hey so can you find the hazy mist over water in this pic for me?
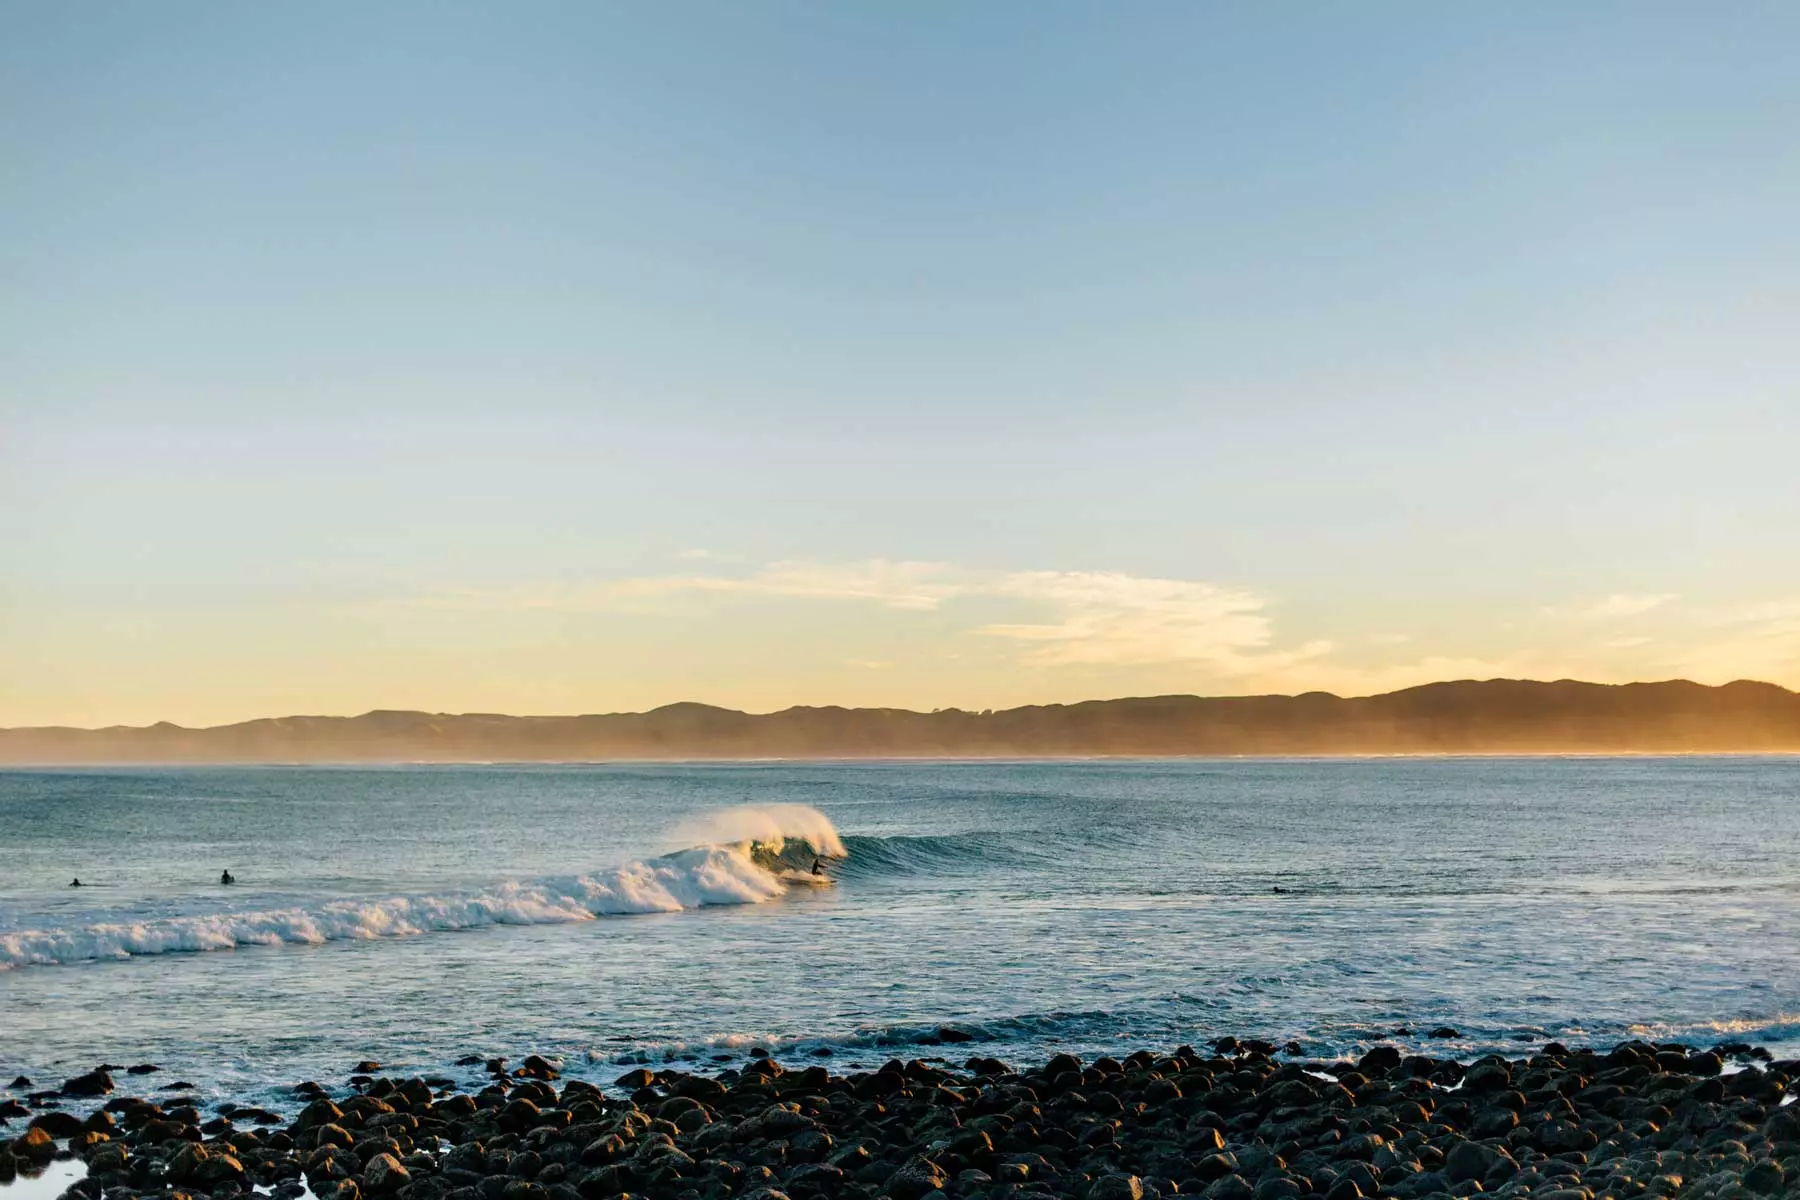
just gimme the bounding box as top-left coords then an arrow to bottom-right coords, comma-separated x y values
3,757 -> 1797,1108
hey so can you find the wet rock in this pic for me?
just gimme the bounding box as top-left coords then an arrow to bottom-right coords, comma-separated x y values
11,1126 -> 55,1162
1443,1139 -> 1500,1184
126,1064 -> 160,1075
1089,1173 -> 1145,1200
21,1109 -> 80,1141
1357,1047 -> 1402,1075
883,1155 -> 948,1199
1204,1175 -> 1254,1200
1461,1062 -> 1511,1094
363,1150 -> 411,1194
61,1070 -> 114,1098
1743,1159 -> 1784,1194
516,1055 -> 561,1081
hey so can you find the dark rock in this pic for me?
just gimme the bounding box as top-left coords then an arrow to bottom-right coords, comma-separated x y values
883,1155 -> 948,1199
1088,1174 -> 1144,1200
1442,1140 -> 1498,1184
61,1070 -> 114,1097
11,1126 -> 55,1161
1204,1175 -> 1254,1200
1461,1062 -> 1511,1093
1428,1027 -> 1461,1039
517,1055 -> 561,1080
29,1110 -> 85,1138
363,1150 -> 411,1194
1357,1047 -> 1402,1075
1743,1159 -> 1784,1194
6,1077 -> 29,1090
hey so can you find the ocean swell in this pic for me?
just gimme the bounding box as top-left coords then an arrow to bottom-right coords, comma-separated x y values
0,804 -> 842,972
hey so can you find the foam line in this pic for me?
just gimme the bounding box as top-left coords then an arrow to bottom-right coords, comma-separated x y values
0,805 -> 842,972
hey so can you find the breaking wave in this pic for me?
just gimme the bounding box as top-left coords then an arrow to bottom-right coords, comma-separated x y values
0,805 -> 844,973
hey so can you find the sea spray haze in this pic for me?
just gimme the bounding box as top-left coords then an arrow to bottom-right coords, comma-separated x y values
3,757 -> 1799,1113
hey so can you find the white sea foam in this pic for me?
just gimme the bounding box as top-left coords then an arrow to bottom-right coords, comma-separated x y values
0,805 -> 842,972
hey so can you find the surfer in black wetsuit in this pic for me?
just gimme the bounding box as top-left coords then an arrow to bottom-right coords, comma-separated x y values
70,877 -> 82,888
220,869 -> 235,886
812,857 -> 823,876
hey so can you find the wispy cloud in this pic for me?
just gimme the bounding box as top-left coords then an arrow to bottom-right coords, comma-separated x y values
976,571 -> 1331,671
420,559 -> 959,613
402,562 -> 1796,694
1551,593 -> 1678,620
412,560 -> 1321,671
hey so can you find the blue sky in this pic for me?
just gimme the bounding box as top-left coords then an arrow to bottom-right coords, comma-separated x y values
4,2 -> 1798,725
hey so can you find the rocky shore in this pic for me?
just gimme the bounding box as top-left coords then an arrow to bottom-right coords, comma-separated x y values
3,1039 -> 1797,1200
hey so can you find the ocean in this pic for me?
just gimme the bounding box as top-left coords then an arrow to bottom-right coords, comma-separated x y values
2,757 -> 1798,1112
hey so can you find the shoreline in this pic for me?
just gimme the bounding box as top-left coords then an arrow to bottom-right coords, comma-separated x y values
4,1040 -> 1796,1200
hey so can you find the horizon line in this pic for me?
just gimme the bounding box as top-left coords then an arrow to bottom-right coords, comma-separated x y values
5,675 -> 1789,734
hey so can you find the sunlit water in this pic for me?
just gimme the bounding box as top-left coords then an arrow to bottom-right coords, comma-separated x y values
2,757 -> 1798,1116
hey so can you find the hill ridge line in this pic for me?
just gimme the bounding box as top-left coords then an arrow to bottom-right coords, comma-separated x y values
5,678 -> 1800,763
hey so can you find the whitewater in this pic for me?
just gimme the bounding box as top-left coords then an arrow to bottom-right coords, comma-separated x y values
1,803 -> 845,971
3,757 -> 1799,1111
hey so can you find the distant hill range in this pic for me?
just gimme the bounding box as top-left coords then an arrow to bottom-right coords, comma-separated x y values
5,679 -> 1800,764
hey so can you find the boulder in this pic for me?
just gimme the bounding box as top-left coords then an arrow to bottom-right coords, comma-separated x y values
166,1140 -> 211,1182
1462,1062 -> 1512,1094
1443,1139 -> 1498,1184
1088,1174 -> 1144,1200
362,1150 -> 411,1195
293,1098 -> 346,1131
28,1110 -> 85,1138
1743,1160 -> 1785,1195
883,1155 -> 948,1199
1357,1047 -> 1402,1075
11,1126 -> 55,1162
1204,1176 -> 1255,1200
60,1070 -> 114,1098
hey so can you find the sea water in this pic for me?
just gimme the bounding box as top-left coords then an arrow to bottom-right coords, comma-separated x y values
2,757 -> 1798,1113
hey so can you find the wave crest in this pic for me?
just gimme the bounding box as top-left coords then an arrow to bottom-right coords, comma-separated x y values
0,804 -> 842,972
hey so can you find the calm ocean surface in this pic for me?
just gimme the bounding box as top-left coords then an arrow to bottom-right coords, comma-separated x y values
2,758 -> 1798,1110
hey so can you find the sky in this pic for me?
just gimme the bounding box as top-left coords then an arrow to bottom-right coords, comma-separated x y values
3,2 -> 1799,728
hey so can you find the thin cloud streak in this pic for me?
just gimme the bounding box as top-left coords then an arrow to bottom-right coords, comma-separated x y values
403,567 -> 1800,696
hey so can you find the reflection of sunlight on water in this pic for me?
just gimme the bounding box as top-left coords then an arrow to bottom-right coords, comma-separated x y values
0,1157 -> 85,1200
